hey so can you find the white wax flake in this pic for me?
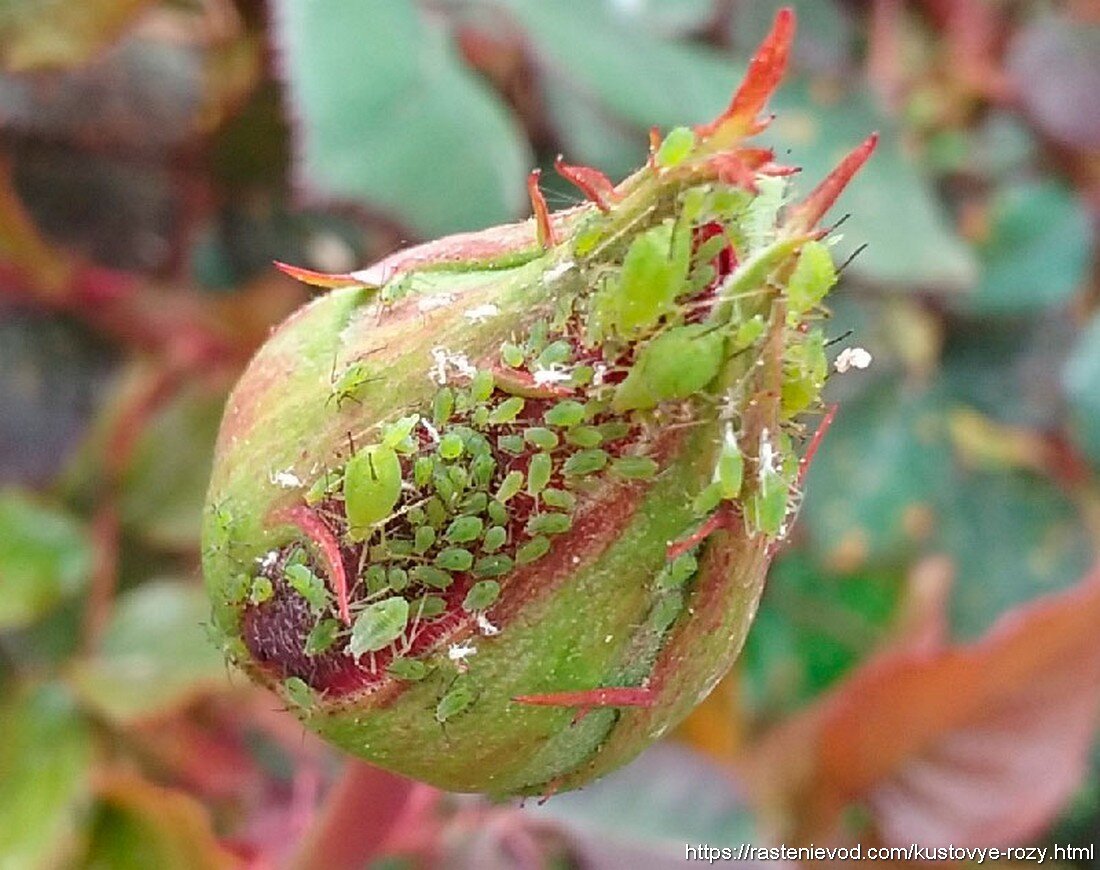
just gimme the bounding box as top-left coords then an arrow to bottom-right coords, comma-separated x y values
421,419 -> 441,443
269,469 -> 302,488
463,303 -> 500,323
428,347 -> 477,385
476,612 -> 500,636
448,642 -> 477,662
544,261 -> 574,283
417,293 -> 455,313
258,550 -> 279,570
592,363 -> 609,386
758,428 -> 778,476
834,346 -> 872,374
532,365 -> 571,386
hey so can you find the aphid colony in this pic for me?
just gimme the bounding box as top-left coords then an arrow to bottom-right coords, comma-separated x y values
228,157 -> 840,705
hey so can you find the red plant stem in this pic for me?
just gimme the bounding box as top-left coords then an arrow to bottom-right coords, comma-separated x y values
291,762 -> 432,870
512,687 -> 657,709
797,403 -> 838,488
666,503 -> 740,560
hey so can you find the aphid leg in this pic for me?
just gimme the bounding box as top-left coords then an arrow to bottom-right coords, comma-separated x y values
527,169 -> 558,249
270,504 -> 351,624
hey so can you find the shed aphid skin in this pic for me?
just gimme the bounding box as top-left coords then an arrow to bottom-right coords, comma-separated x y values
202,7 -> 876,796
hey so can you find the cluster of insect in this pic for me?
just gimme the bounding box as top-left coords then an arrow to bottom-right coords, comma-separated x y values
228,117 -> 846,727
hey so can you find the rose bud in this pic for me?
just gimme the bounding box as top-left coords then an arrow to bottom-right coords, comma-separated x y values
202,7 -> 875,796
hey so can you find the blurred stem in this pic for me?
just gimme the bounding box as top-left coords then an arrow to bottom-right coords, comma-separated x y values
0,158 -> 73,296
291,761 -> 442,870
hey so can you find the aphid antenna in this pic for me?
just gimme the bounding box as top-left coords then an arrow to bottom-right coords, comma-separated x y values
824,328 -> 854,348
836,243 -> 869,275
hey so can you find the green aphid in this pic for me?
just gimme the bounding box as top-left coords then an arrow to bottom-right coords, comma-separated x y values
414,456 -> 434,488
482,525 -> 507,553
655,126 -> 696,168
408,506 -> 427,526
250,576 -> 273,605
285,563 -> 329,612
692,482 -> 723,517
305,618 -> 340,656
472,406 -> 490,427
657,553 -> 698,591
501,342 -> 525,368
470,370 -> 495,403
435,548 -> 474,572
525,513 -> 572,536
463,579 -> 502,611
570,365 -> 595,387
733,315 -> 765,351
432,468 -> 456,504
413,595 -> 447,618
649,590 -> 685,633
598,421 -> 632,442
331,360 -> 374,406
365,564 -> 388,595
382,415 -> 420,449
541,488 -> 576,511
438,432 -> 465,460
613,323 -> 725,412
498,434 -> 525,454
412,565 -> 453,590
425,497 -> 447,527
388,567 -> 409,592
716,432 -> 744,499
787,240 -> 837,317
537,339 -> 573,368
544,400 -> 586,428
472,453 -> 496,487
563,449 -> 608,476
487,499 -> 508,526
527,453 -> 553,494
432,387 -> 455,427
496,470 -> 524,503
610,456 -> 659,480
414,525 -> 437,554
516,536 -> 551,565
748,467 -> 789,537
594,220 -> 690,339
744,174 -> 787,251
461,492 -> 489,514
474,555 -> 513,578
349,597 -> 409,657
436,676 -> 476,724
488,396 -> 525,425
344,445 -> 403,538
388,657 -> 431,681
226,573 -> 251,604
305,470 -> 343,506
445,516 -> 483,543
780,329 -> 827,418
524,427 -> 559,450
282,677 -> 315,712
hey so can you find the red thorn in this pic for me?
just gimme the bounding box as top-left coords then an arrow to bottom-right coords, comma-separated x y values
513,687 -> 657,710
666,503 -> 740,560
696,8 -> 796,142
527,169 -> 557,249
786,133 -> 879,232
271,504 -> 351,625
797,404 -> 838,488
554,155 -> 618,212
273,261 -> 362,290
647,126 -> 662,169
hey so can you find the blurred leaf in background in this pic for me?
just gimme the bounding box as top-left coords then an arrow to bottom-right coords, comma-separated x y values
1,0 -> 1099,865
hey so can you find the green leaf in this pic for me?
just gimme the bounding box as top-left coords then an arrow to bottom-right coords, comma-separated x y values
0,683 -> 92,868
1064,312 -> 1100,466
68,580 -> 227,722
119,387 -> 224,550
936,468 -> 1092,642
0,489 -> 91,629
801,382 -> 954,570
349,597 -> 410,656
964,181 -> 1092,314
275,0 -> 531,237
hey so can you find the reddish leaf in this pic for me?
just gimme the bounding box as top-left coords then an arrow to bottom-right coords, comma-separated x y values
748,562 -> 1100,848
